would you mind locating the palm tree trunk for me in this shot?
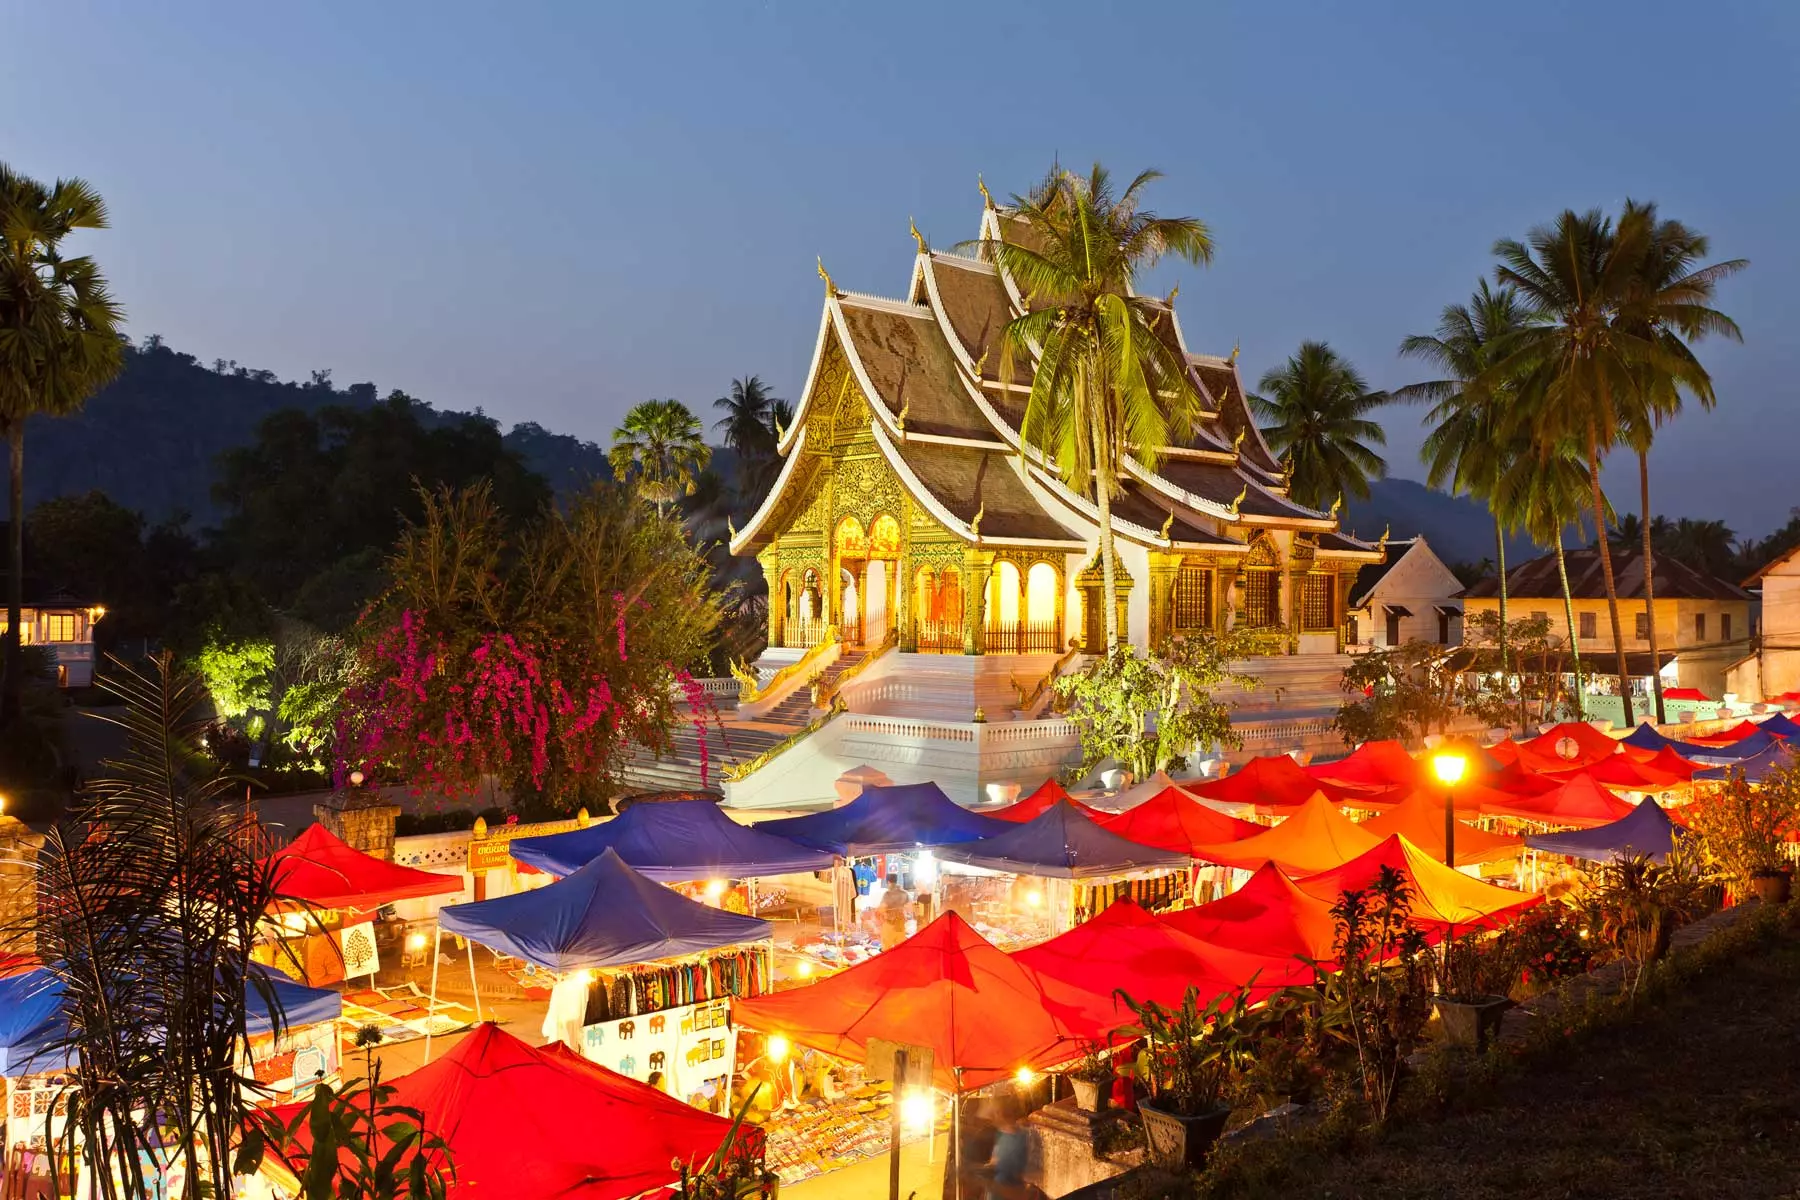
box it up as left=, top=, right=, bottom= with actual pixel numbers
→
left=1587, top=422, right=1634, bottom=727
left=3, top=422, right=22, bottom=726
left=1638, top=448, right=1666, bottom=725
left=1493, top=517, right=1515, bottom=728
left=1555, top=529, right=1583, bottom=718
left=1091, top=416, right=1120, bottom=647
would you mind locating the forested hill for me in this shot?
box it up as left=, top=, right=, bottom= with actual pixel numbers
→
left=24, top=340, right=613, bottom=521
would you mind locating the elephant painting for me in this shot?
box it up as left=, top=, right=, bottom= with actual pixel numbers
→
left=618, top=1020, right=636, bottom=1040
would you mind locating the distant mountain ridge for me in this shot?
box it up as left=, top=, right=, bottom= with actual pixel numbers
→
left=1341, top=477, right=1537, bottom=568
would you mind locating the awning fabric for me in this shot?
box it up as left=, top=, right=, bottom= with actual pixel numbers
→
left=1525, top=798, right=1684, bottom=864
left=1476, top=772, right=1638, bottom=828
left=1685, top=719, right=1768, bottom=746
left=1189, top=756, right=1390, bottom=811
left=1094, top=787, right=1263, bottom=854
left=1296, top=835, right=1542, bottom=933
left=1011, top=902, right=1310, bottom=1033
left=1546, top=745, right=1699, bottom=790
left=1661, top=687, right=1712, bottom=702
left=1307, top=740, right=1421, bottom=789
left=1757, top=712, right=1800, bottom=739
left=509, top=799, right=835, bottom=881
left=273, top=1023, right=750, bottom=1200
left=992, top=778, right=1085, bottom=823
left=931, top=800, right=1189, bottom=880
left=1384, top=605, right=1413, bottom=618
left=758, top=782, right=1009, bottom=855
left=1696, top=742, right=1798, bottom=783
left=1688, top=730, right=1785, bottom=762
left=438, top=849, right=771, bottom=973
left=1190, top=793, right=1382, bottom=876
left=1360, top=791, right=1522, bottom=867
left=0, top=964, right=340, bottom=1078
left=1160, top=862, right=1340, bottom=966
left=731, top=912, right=1085, bottom=1090
left=263, top=824, right=464, bottom=913
left=1084, top=771, right=1187, bottom=815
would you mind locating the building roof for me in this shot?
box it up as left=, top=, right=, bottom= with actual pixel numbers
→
left=1349, top=538, right=1417, bottom=608
left=837, top=296, right=1000, bottom=444
left=1743, top=540, right=1800, bottom=587
left=890, top=439, right=1082, bottom=544
left=1460, top=546, right=1752, bottom=602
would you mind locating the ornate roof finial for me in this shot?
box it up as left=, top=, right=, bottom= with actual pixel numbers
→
left=970, top=501, right=986, bottom=541
left=895, top=397, right=910, bottom=436
left=727, top=514, right=737, bottom=540
left=1329, top=494, right=1343, bottom=518
left=1229, top=483, right=1248, bottom=518
left=1159, top=511, right=1175, bottom=544
left=817, top=257, right=839, bottom=298
left=1167, top=283, right=1179, bottom=305
left=909, top=216, right=928, bottom=256
left=978, top=174, right=994, bottom=209
left=1229, top=340, right=1241, bottom=364
left=774, top=416, right=786, bottom=443
left=974, top=346, right=990, bottom=378
left=1378, top=524, right=1391, bottom=551
left=1232, top=427, right=1247, bottom=454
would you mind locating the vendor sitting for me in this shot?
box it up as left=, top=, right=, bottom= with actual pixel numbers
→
left=874, top=875, right=911, bottom=950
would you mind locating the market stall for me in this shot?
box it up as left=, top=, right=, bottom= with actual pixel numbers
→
left=1189, top=792, right=1383, bottom=877
left=1094, top=786, right=1264, bottom=903
left=509, top=798, right=834, bottom=881
left=1695, top=741, right=1798, bottom=784
left=1160, top=861, right=1342, bottom=966
left=1188, top=754, right=1393, bottom=814
left=1295, top=834, right=1543, bottom=936
left=1360, top=791, right=1523, bottom=869
left=1475, top=773, right=1638, bottom=828
left=1756, top=712, right=1800, bottom=738
left=1525, top=798, right=1685, bottom=865
left=930, top=800, right=1190, bottom=934
left=1306, top=740, right=1423, bottom=789
left=431, top=848, right=774, bottom=1102
left=991, top=778, right=1103, bottom=824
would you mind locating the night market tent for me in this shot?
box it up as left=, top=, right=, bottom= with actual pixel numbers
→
left=509, top=798, right=834, bottom=881
left=1661, top=687, right=1712, bottom=702
left=1475, top=772, right=1637, bottom=828
left=1190, top=793, right=1382, bottom=876
left=1189, top=755, right=1387, bottom=811
left=1011, top=902, right=1312, bottom=1033
left=1521, top=721, right=1624, bottom=766
left=1687, top=730, right=1785, bottom=762
left=757, top=782, right=1010, bottom=855
left=0, top=963, right=341, bottom=1077
left=1525, top=798, right=1685, bottom=864
left=1756, top=712, right=1800, bottom=739
left=1620, top=723, right=1692, bottom=754
left=1360, top=791, right=1522, bottom=868
left=437, top=849, right=772, bottom=972
left=1094, top=787, right=1264, bottom=854
left=930, top=800, right=1189, bottom=880
left=993, top=778, right=1091, bottom=823
left=1160, top=863, right=1340, bottom=965
left=270, top=1023, right=752, bottom=1200
left=1547, top=746, right=1699, bottom=790
left=1696, top=741, right=1798, bottom=783
left=1296, top=835, right=1542, bottom=934
left=262, top=823, right=463, bottom=912
left=731, top=912, right=1085, bottom=1090
left=1307, top=740, right=1422, bottom=789
left=1686, top=719, right=1769, bottom=746
left=1092, top=771, right=1190, bottom=814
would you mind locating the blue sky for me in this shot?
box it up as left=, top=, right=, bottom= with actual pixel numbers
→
left=6, top=1, right=1796, bottom=536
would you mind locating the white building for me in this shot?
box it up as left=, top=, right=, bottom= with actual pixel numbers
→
left=3, top=591, right=103, bottom=687
left=1733, top=542, right=1800, bottom=701
left=1344, top=537, right=1463, bottom=651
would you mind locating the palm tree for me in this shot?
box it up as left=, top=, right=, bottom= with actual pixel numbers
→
left=0, top=165, right=124, bottom=722
left=608, top=398, right=711, bottom=517
left=712, top=375, right=785, bottom=494
left=1613, top=201, right=1746, bottom=722
left=1496, top=438, right=1599, bottom=716
left=1249, top=342, right=1389, bottom=510
left=1397, top=281, right=1530, bottom=721
left=987, top=164, right=1214, bottom=647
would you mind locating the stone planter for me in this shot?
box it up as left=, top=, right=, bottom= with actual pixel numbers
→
left=1138, top=1101, right=1230, bottom=1170
left=1433, top=994, right=1512, bottom=1053
left=1751, top=868, right=1793, bottom=905
left=1070, top=1074, right=1113, bottom=1114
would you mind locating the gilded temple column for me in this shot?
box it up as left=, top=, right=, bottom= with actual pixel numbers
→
left=758, top=549, right=781, bottom=648
left=962, top=548, right=995, bottom=656
left=1146, top=549, right=1181, bottom=647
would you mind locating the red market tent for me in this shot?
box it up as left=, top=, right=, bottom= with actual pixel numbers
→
left=1360, top=791, right=1522, bottom=867
left=731, top=912, right=1086, bottom=1090
left=1547, top=745, right=1699, bottom=790
left=263, top=824, right=463, bottom=913
left=1307, top=741, right=1421, bottom=789
left=1190, top=793, right=1382, bottom=876
left=1094, top=787, right=1263, bottom=854
left=1687, top=719, right=1772, bottom=746
left=1521, top=722, right=1624, bottom=767
left=993, top=778, right=1103, bottom=823
left=1476, top=772, right=1638, bottom=828
left=272, top=1023, right=749, bottom=1200
left=1012, top=902, right=1311, bottom=1032
left=1661, top=687, right=1712, bottom=702
left=1160, top=863, right=1340, bottom=966
left=1188, top=755, right=1390, bottom=812
left=1296, top=835, right=1542, bottom=935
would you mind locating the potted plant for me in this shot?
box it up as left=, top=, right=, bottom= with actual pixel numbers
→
left=1428, top=929, right=1511, bottom=1053
left=1750, top=865, right=1793, bottom=905
left=1066, top=1041, right=1116, bottom=1114
left=1114, top=985, right=1250, bottom=1169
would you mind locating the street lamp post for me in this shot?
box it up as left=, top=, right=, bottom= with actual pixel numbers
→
left=1431, top=751, right=1467, bottom=868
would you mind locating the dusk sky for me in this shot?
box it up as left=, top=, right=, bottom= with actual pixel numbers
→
left=6, top=1, right=1795, bottom=536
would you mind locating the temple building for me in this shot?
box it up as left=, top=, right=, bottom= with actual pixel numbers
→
left=719, top=190, right=1383, bottom=808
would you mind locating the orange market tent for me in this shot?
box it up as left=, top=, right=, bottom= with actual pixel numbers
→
left=1296, top=835, right=1542, bottom=935
left=1360, top=791, right=1522, bottom=867
left=262, top=823, right=463, bottom=913
left=1520, top=721, right=1624, bottom=766
left=1188, top=755, right=1390, bottom=812
left=1307, top=740, right=1421, bottom=789
left=1190, top=793, right=1382, bottom=876
left=993, top=778, right=1103, bottom=823
left=1547, top=746, right=1699, bottom=790
left=1476, top=772, right=1638, bottom=828
left=1094, top=787, right=1264, bottom=854
left=269, top=1023, right=751, bottom=1200
left=1160, top=862, right=1340, bottom=966
left=1012, top=902, right=1311, bottom=1032
left=731, top=912, right=1085, bottom=1090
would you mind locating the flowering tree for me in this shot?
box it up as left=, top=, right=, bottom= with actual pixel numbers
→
left=335, top=481, right=722, bottom=814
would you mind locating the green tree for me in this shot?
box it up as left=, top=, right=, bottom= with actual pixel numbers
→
left=0, top=165, right=125, bottom=722
left=712, top=375, right=785, bottom=495
left=609, top=398, right=711, bottom=517
left=1495, top=438, right=1600, bottom=707
left=1248, top=341, right=1389, bottom=510
left=987, top=164, right=1214, bottom=647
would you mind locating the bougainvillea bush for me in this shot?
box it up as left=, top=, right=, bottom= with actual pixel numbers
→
left=335, top=481, right=722, bottom=815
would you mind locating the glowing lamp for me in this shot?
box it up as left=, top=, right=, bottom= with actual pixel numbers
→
left=573, top=969, right=593, bottom=986
left=348, top=769, right=366, bottom=787
left=406, top=932, right=427, bottom=953
left=1014, top=1067, right=1035, bottom=1086
left=768, top=1034, right=791, bottom=1063
left=1025, top=889, right=1044, bottom=908
left=705, top=879, right=727, bottom=901
left=796, top=959, right=814, bottom=978
left=1430, top=753, right=1466, bottom=787
left=900, top=1090, right=934, bottom=1131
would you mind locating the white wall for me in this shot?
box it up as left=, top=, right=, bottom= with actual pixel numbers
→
left=1354, top=541, right=1464, bottom=649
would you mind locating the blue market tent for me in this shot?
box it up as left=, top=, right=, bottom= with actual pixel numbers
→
left=0, top=963, right=341, bottom=1077
left=1754, top=712, right=1800, bottom=739
left=439, top=848, right=772, bottom=972
left=1524, top=798, right=1684, bottom=864
left=931, top=800, right=1188, bottom=880
left=1621, top=723, right=1680, bottom=752
left=757, top=782, right=1011, bottom=856
left=1688, top=730, right=1784, bottom=762
left=509, top=799, right=834, bottom=881
left=1697, top=742, right=1797, bottom=784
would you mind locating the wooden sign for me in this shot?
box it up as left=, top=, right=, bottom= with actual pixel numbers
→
left=466, top=816, right=583, bottom=874
left=864, top=1038, right=933, bottom=1086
